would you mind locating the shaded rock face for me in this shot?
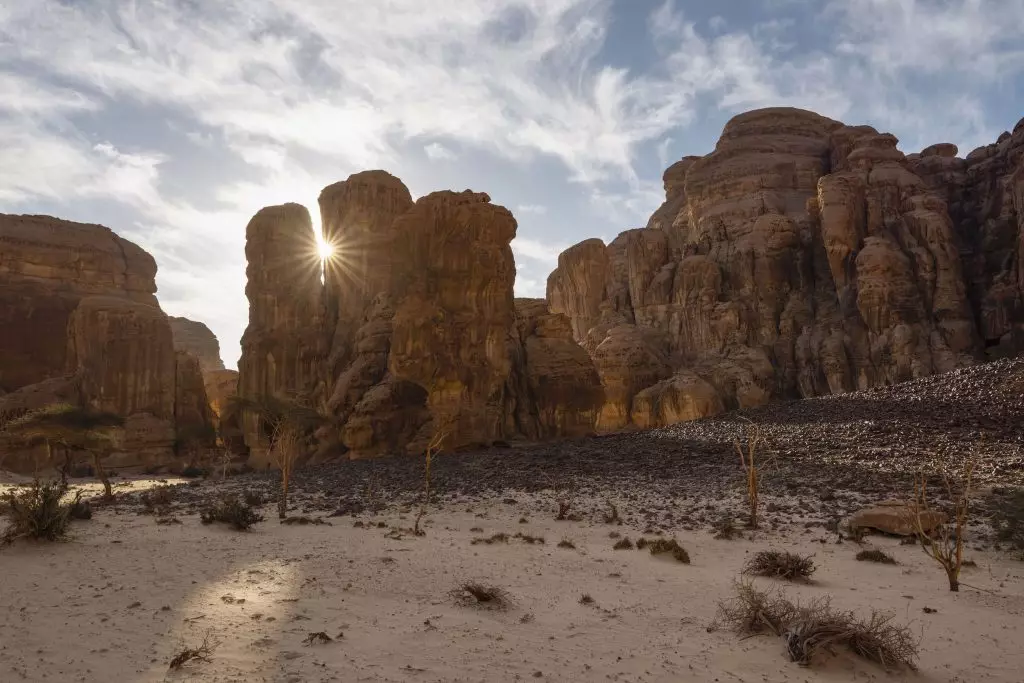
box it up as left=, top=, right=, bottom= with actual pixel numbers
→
left=0, top=215, right=215, bottom=471
left=548, top=107, right=1024, bottom=430
left=169, top=316, right=226, bottom=372
left=237, top=174, right=602, bottom=461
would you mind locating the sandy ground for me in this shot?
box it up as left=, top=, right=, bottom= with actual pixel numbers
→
left=2, top=477, right=1023, bottom=683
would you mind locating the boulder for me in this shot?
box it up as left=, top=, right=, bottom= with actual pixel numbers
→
left=847, top=501, right=947, bottom=537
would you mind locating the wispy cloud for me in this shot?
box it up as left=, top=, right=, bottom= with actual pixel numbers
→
left=424, top=142, right=456, bottom=161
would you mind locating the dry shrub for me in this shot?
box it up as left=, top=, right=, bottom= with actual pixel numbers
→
left=647, top=538, right=690, bottom=564
left=471, top=532, right=509, bottom=546
left=743, top=550, right=815, bottom=581
left=557, top=539, right=576, bottom=549
left=140, top=485, right=175, bottom=515
left=613, top=537, right=634, bottom=550
left=579, top=594, right=595, bottom=605
left=2, top=479, right=75, bottom=544
left=243, top=489, right=266, bottom=507
left=281, top=515, right=329, bottom=526
left=713, top=515, right=741, bottom=540
left=450, top=582, right=511, bottom=610
left=514, top=532, right=545, bottom=544
left=200, top=495, right=264, bottom=531
left=603, top=501, right=622, bottom=525
left=168, top=634, right=216, bottom=670
left=716, top=581, right=917, bottom=670
left=636, top=537, right=649, bottom=550
left=910, top=459, right=975, bottom=591
left=68, top=493, right=92, bottom=520
left=856, top=549, right=897, bottom=565
left=302, top=631, right=333, bottom=646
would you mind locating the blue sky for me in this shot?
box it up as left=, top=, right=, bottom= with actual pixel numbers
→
left=2, top=0, right=1022, bottom=368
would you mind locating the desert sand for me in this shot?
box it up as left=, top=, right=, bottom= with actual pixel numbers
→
left=2, top=469, right=1023, bottom=683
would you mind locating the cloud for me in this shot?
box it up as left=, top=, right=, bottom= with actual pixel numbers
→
left=512, top=237, right=567, bottom=266
left=516, top=203, right=548, bottom=215
left=424, top=142, right=456, bottom=161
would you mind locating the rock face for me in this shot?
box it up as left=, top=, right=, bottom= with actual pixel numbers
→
left=169, top=317, right=226, bottom=372
left=237, top=174, right=603, bottom=462
left=0, top=214, right=216, bottom=471
left=548, top=108, right=1024, bottom=430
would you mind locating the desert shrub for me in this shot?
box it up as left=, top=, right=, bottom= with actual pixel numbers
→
left=743, top=550, right=815, bottom=581
left=991, top=487, right=1024, bottom=555
left=180, top=465, right=205, bottom=479
left=471, top=532, right=509, bottom=545
left=716, top=581, right=917, bottom=670
left=613, top=537, right=634, bottom=550
left=450, top=582, right=511, bottom=609
left=603, top=501, right=622, bottom=525
left=140, top=485, right=175, bottom=514
left=557, top=539, right=576, bottom=549
left=713, top=515, right=741, bottom=540
left=635, top=537, right=649, bottom=550
left=647, top=537, right=690, bottom=563
left=514, top=532, right=545, bottom=544
left=910, top=461, right=975, bottom=590
left=303, top=631, right=333, bottom=646
left=2, top=479, right=75, bottom=544
left=281, top=515, right=328, bottom=526
left=579, top=594, right=595, bottom=605
left=68, top=493, right=92, bottom=520
left=243, top=489, right=266, bottom=507
left=200, top=495, right=264, bottom=531
left=168, top=634, right=216, bottom=670
left=855, top=549, right=897, bottom=565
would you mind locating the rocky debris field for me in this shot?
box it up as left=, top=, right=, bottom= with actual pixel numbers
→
left=105, top=359, right=1024, bottom=550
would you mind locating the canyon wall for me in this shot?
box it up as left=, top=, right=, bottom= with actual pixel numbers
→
left=237, top=174, right=604, bottom=462
left=547, top=107, right=1024, bottom=430
left=0, top=215, right=216, bottom=471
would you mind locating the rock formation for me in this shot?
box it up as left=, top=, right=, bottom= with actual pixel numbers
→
left=0, top=214, right=216, bottom=471
left=169, top=316, right=226, bottom=373
left=237, top=174, right=603, bottom=461
left=547, top=107, right=1024, bottom=430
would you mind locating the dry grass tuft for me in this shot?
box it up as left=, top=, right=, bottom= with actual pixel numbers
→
left=302, top=631, right=333, bottom=646
left=603, top=500, right=622, bottom=525
left=647, top=537, right=690, bottom=564
left=450, top=582, right=511, bottom=610
left=281, top=516, right=329, bottom=526
left=613, top=537, right=634, bottom=550
left=140, top=485, right=175, bottom=515
left=855, top=549, right=897, bottom=565
left=471, top=532, right=509, bottom=546
left=716, top=581, right=917, bottom=670
left=168, top=634, right=216, bottom=670
left=579, top=594, right=595, bottom=605
left=2, top=479, right=75, bottom=544
left=200, top=495, right=264, bottom=531
left=743, top=550, right=815, bottom=581
left=514, top=532, right=545, bottom=545
left=557, top=539, right=576, bottom=549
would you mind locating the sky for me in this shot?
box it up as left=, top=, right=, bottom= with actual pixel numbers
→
left=2, top=0, right=1023, bottom=368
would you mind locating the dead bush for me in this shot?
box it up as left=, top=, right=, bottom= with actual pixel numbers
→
left=557, top=539, right=576, bottom=549
left=713, top=515, right=741, bottom=540
left=910, top=459, right=975, bottom=591
left=200, top=495, right=264, bottom=531
left=281, top=516, right=328, bottom=526
left=715, top=581, right=917, bottom=670
left=471, top=532, right=509, bottom=545
left=243, top=489, right=266, bottom=508
left=603, top=501, right=622, bottom=525
left=2, top=479, right=75, bottom=544
left=855, top=549, right=897, bottom=565
left=140, top=485, right=175, bottom=515
left=647, top=537, right=690, bottom=564
left=579, top=594, right=595, bottom=605
left=613, top=537, right=634, bottom=550
left=514, top=532, right=545, bottom=545
left=743, top=550, right=815, bottom=581
left=450, top=582, right=511, bottom=610
left=68, top=493, right=92, bottom=520
left=168, top=634, right=216, bottom=670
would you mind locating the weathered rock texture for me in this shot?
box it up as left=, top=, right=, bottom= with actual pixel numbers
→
left=547, top=108, right=1024, bottom=430
left=237, top=173, right=603, bottom=462
left=0, top=214, right=216, bottom=471
left=169, top=316, right=226, bottom=372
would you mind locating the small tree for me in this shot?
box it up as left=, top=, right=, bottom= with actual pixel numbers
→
left=909, top=460, right=976, bottom=592
left=224, top=394, right=326, bottom=519
left=414, top=428, right=448, bottom=536
left=1, top=404, right=124, bottom=499
left=735, top=419, right=768, bottom=529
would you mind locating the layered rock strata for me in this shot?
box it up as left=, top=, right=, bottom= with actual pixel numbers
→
left=0, top=214, right=216, bottom=471
left=547, top=107, right=1024, bottom=430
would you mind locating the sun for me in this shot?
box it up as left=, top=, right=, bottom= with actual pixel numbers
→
left=316, top=235, right=335, bottom=261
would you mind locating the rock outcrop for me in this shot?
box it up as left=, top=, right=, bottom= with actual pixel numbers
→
left=237, top=174, right=603, bottom=462
left=548, top=108, right=1024, bottom=430
left=169, top=316, right=225, bottom=372
left=0, top=214, right=216, bottom=471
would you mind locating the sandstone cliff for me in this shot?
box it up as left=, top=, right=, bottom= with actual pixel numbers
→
left=547, top=108, right=1024, bottom=430
left=0, top=214, right=216, bottom=471
left=237, top=174, right=603, bottom=461
left=169, top=316, right=226, bottom=373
